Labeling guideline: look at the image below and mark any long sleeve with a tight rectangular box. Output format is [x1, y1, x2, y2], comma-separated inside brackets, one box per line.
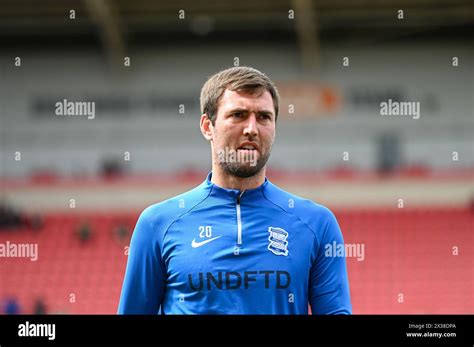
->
[118, 208, 167, 314]
[309, 210, 352, 314]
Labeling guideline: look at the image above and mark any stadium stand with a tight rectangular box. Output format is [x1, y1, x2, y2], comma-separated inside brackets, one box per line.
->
[1, 207, 472, 314]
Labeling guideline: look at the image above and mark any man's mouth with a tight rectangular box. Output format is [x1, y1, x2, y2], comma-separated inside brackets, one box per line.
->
[237, 148, 257, 154]
[237, 142, 259, 154]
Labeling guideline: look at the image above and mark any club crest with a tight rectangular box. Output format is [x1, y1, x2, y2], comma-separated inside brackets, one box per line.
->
[267, 227, 289, 256]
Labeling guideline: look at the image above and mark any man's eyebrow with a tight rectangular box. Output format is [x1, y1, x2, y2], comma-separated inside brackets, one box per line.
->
[226, 108, 274, 116]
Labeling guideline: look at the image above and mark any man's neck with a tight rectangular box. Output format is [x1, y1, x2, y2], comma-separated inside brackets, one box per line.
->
[211, 166, 266, 191]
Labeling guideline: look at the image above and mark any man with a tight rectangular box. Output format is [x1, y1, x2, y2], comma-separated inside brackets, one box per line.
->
[118, 66, 352, 314]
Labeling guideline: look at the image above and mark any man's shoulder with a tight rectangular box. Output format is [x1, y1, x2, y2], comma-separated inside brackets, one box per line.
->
[265, 181, 337, 226]
[137, 182, 210, 229]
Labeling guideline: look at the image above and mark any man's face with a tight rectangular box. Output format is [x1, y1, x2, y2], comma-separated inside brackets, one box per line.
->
[210, 88, 276, 178]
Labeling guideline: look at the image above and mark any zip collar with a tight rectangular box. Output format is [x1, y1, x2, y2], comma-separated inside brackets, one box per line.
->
[204, 171, 268, 202]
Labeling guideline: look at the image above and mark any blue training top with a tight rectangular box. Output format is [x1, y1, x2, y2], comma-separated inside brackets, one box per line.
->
[118, 172, 352, 314]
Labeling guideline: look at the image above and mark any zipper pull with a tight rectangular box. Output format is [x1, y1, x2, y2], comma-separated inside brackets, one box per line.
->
[237, 190, 245, 204]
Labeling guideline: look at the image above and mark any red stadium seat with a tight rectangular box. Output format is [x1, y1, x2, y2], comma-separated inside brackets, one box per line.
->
[1, 208, 472, 314]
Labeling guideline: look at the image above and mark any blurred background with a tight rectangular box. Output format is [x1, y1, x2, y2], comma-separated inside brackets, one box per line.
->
[0, 0, 473, 314]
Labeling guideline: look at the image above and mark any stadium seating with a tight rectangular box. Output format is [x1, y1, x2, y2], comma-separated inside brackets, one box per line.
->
[1, 208, 472, 314]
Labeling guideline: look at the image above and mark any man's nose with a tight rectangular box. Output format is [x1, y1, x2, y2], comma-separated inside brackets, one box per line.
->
[243, 114, 258, 138]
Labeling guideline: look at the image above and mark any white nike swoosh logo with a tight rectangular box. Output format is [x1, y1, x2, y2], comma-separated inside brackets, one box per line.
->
[191, 236, 222, 248]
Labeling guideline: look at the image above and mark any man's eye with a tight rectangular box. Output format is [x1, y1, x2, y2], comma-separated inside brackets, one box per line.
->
[259, 114, 271, 120]
[233, 112, 243, 118]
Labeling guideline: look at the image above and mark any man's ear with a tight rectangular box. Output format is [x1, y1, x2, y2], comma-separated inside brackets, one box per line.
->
[200, 114, 213, 141]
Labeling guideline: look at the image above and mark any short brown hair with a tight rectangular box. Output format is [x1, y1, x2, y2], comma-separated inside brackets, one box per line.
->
[200, 66, 280, 124]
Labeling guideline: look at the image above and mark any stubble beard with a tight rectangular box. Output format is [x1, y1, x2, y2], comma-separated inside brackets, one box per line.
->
[219, 148, 271, 178]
